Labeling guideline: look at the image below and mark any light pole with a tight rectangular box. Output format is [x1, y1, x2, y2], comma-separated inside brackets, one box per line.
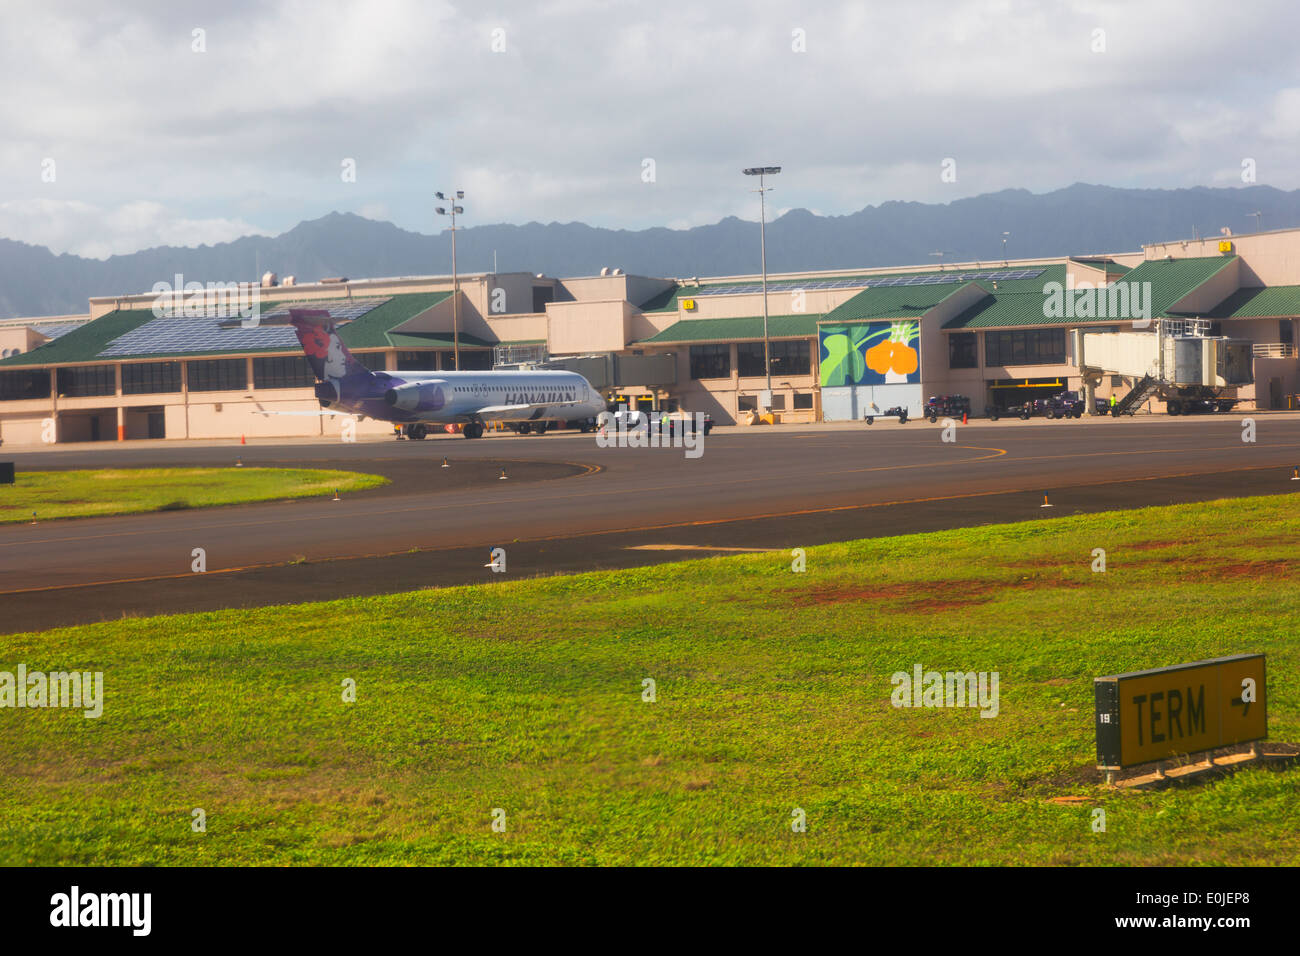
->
[1001, 231, 1010, 263]
[1249, 211, 1262, 233]
[435, 190, 465, 370]
[743, 166, 780, 408]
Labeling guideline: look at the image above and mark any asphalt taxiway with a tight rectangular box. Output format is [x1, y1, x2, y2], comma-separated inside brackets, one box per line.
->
[2, 415, 1298, 632]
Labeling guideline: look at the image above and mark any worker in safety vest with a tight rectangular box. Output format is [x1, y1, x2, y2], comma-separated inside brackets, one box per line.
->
[1109, 394, 1117, 410]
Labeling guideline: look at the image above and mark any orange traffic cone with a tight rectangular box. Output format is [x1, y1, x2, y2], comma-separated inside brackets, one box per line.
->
[240, 434, 246, 445]
[441, 457, 450, 468]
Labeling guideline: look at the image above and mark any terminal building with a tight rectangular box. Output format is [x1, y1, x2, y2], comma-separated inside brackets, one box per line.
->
[1, 226, 1298, 444]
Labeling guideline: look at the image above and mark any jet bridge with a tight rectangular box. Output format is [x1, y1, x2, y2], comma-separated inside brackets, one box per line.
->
[1073, 320, 1254, 415]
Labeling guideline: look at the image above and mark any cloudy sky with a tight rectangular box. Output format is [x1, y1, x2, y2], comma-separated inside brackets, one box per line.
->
[2, 0, 1297, 258]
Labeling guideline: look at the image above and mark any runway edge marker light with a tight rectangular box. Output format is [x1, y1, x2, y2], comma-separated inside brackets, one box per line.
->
[1041, 492, 1053, 508]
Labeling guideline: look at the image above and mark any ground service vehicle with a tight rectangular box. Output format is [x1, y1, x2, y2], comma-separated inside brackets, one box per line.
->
[1044, 391, 1085, 419]
[925, 395, 971, 422]
[865, 406, 909, 424]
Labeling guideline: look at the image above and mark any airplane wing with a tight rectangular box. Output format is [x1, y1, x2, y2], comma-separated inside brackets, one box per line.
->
[472, 400, 586, 415]
[249, 402, 357, 419]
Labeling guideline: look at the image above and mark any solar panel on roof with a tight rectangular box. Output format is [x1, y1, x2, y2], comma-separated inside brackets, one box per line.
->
[685, 268, 1046, 299]
[258, 298, 388, 322]
[98, 298, 389, 358]
[32, 323, 84, 340]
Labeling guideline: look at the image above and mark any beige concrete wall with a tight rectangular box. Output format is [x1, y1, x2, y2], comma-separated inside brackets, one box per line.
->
[0, 415, 48, 445]
[557, 275, 632, 303]
[1146, 229, 1300, 287]
[673, 287, 857, 321]
[1168, 256, 1240, 313]
[485, 313, 548, 345]
[483, 274, 537, 317]
[547, 300, 631, 354]
[0, 326, 43, 357]
[917, 284, 990, 383]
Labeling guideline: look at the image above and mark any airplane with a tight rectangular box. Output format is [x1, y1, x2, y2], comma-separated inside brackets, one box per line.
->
[288, 308, 605, 439]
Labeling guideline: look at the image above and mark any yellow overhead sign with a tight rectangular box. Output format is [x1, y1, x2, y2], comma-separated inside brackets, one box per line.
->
[1094, 654, 1266, 770]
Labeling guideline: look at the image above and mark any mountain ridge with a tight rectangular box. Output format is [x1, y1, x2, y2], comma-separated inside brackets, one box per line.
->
[3, 183, 1298, 319]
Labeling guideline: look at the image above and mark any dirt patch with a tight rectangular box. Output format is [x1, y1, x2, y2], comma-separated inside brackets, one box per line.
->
[786, 576, 1085, 612]
[1124, 539, 1199, 552]
[1206, 559, 1293, 579]
[1124, 556, 1294, 581]
[1030, 742, 1300, 790]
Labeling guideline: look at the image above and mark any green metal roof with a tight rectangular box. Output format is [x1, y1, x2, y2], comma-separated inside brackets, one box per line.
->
[0, 291, 457, 366]
[1069, 257, 1133, 275]
[386, 330, 493, 349]
[942, 259, 1238, 330]
[822, 279, 984, 323]
[335, 291, 452, 348]
[640, 314, 820, 343]
[941, 291, 1128, 330]
[0, 308, 156, 367]
[1205, 285, 1300, 318]
[641, 265, 1070, 314]
[1112, 255, 1237, 317]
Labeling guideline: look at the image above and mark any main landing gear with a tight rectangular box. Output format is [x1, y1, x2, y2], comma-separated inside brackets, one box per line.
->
[463, 422, 485, 439]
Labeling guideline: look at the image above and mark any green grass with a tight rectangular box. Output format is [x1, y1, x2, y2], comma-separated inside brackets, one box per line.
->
[0, 468, 388, 523]
[1, 494, 1297, 865]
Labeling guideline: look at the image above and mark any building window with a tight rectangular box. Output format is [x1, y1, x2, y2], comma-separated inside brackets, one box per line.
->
[354, 351, 387, 371]
[397, 350, 436, 371]
[737, 340, 811, 377]
[253, 355, 315, 389]
[948, 332, 977, 369]
[459, 350, 492, 370]
[737, 394, 757, 412]
[56, 365, 116, 397]
[984, 329, 1066, 366]
[689, 344, 730, 379]
[1110, 375, 1124, 388]
[187, 358, 247, 392]
[1281, 320, 1294, 345]
[0, 369, 51, 401]
[122, 362, 181, 394]
[793, 392, 814, 410]
[769, 393, 786, 410]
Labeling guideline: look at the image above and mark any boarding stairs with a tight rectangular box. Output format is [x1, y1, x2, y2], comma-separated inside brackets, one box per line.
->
[1111, 373, 1160, 416]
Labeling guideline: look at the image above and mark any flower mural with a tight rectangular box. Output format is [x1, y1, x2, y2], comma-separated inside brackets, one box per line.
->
[819, 321, 920, 386]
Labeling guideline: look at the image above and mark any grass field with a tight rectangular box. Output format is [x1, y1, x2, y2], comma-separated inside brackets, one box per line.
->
[1, 494, 1296, 865]
[0, 467, 388, 523]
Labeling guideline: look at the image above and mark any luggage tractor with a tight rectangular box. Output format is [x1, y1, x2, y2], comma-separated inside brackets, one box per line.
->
[1073, 321, 1254, 417]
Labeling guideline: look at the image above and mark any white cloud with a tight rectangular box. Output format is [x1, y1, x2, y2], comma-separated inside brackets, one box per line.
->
[0, 199, 270, 258]
[0, 0, 1295, 255]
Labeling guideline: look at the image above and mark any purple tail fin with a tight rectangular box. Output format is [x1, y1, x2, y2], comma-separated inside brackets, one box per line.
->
[289, 309, 376, 402]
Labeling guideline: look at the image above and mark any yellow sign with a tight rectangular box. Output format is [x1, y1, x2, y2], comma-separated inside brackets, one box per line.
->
[682, 298, 696, 311]
[1218, 239, 1233, 252]
[1094, 654, 1266, 769]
